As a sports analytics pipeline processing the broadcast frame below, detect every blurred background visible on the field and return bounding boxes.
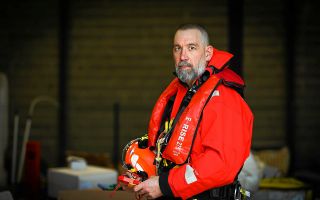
[0,0,319,199]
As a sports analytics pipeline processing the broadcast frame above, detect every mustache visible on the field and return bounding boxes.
[177,61,193,68]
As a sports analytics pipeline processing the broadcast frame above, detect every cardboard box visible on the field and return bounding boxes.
[48,166,118,198]
[58,190,135,200]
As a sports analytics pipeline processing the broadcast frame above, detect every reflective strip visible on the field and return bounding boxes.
[185,165,197,184]
[211,90,220,98]
[131,154,144,171]
[136,163,143,172]
[131,154,139,166]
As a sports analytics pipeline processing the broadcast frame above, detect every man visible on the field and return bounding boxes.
[123,24,253,200]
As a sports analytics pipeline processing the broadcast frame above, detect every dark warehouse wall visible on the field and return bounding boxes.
[244,0,286,149]
[0,0,320,176]
[0,0,228,167]
[0,1,60,165]
[66,0,228,156]
[294,0,320,171]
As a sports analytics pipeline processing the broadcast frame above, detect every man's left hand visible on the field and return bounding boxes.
[133,176,163,200]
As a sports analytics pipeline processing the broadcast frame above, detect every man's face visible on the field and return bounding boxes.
[173,29,212,85]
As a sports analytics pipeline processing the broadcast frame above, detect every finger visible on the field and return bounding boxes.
[135,193,140,200]
[126,171,133,178]
[138,189,148,197]
[121,184,128,190]
[120,183,135,192]
[135,187,148,199]
[135,192,147,200]
[133,183,143,192]
[138,193,149,200]
[144,195,152,200]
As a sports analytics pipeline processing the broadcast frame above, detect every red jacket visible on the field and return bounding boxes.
[150,50,253,199]
[163,81,253,199]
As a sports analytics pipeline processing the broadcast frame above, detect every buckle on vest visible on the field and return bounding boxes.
[155,118,175,174]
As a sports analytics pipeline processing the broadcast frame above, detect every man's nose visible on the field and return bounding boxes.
[180,48,188,60]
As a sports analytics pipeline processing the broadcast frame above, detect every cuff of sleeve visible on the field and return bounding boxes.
[159,172,174,197]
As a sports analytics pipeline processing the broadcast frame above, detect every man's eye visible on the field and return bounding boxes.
[174,46,181,52]
[189,46,196,50]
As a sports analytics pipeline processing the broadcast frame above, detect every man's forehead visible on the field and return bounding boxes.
[174,29,202,45]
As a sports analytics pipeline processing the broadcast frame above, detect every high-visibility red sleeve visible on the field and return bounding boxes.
[166,85,253,199]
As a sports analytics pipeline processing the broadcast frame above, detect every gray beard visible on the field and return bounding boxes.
[175,59,206,84]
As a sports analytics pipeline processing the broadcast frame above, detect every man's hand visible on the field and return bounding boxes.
[134,176,163,200]
[119,171,142,192]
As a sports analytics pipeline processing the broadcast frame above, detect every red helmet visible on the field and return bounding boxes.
[122,139,156,177]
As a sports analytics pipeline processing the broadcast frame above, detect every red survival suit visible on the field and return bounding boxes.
[147,49,253,199]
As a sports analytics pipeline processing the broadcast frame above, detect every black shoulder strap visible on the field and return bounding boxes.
[158,95,176,135]
[222,80,245,98]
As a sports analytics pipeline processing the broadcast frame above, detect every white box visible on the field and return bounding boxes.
[48,166,118,198]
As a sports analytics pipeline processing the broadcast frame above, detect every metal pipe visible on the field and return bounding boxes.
[17,96,58,183]
[11,112,19,184]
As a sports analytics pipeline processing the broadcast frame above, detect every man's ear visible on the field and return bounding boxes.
[205,45,214,61]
